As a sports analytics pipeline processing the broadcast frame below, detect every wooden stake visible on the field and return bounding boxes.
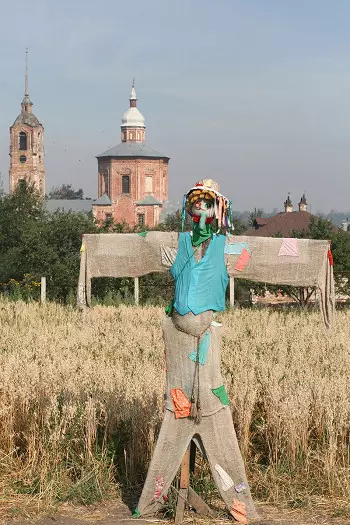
[175,446,190,523]
[229,276,235,307]
[134,276,139,305]
[175,441,214,522]
[40,276,46,304]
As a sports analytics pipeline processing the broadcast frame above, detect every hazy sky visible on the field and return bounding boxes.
[1,0,350,212]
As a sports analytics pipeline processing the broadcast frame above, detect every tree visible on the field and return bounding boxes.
[48,184,84,200]
[0,182,96,301]
[248,208,264,227]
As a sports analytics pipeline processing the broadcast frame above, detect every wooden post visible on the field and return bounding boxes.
[40,276,46,304]
[134,277,139,306]
[175,446,190,523]
[229,276,235,307]
[175,442,214,522]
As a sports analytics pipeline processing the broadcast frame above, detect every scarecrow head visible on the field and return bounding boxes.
[182,179,232,233]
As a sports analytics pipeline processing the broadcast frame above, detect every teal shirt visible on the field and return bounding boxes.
[170,232,229,315]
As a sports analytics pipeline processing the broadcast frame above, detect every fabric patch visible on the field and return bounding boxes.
[328,249,334,266]
[132,507,141,518]
[235,481,247,493]
[152,475,165,501]
[188,331,210,365]
[170,388,191,418]
[225,242,250,255]
[278,238,299,257]
[215,464,234,491]
[230,500,247,524]
[211,385,229,406]
[234,248,251,271]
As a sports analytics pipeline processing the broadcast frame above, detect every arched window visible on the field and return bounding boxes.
[145,176,153,193]
[122,175,130,194]
[19,132,27,151]
[103,171,109,196]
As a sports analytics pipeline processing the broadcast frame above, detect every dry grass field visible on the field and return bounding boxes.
[0,299,349,519]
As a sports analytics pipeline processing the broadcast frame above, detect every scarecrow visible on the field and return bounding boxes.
[135,180,259,524]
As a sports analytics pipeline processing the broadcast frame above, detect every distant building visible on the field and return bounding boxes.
[45,200,93,214]
[93,82,169,227]
[341,218,350,232]
[9,51,45,196]
[244,194,319,237]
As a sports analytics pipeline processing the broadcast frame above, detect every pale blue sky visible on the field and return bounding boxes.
[1,0,350,212]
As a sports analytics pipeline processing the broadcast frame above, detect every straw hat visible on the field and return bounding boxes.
[185,179,223,208]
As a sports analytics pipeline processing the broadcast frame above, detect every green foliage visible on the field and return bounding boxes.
[0,182,96,302]
[48,184,84,200]
[248,207,265,227]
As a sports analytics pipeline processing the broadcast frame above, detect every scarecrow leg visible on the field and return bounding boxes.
[136,410,193,517]
[199,407,259,520]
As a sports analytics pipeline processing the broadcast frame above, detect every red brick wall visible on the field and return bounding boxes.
[96,156,169,227]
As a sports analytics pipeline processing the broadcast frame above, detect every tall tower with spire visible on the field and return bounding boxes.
[93,81,169,227]
[9,50,46,196]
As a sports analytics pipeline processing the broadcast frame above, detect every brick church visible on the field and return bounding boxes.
[93,82,169,227]
[9,51,46,196]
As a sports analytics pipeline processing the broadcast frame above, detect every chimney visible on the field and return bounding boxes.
[284,194,293,213]
[298,194,307,212]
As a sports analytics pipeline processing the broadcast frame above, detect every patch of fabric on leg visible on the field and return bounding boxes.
[235,481,247,493]
[215,464,234,491]
[230,499,247,524]
[152,475,165,501]
[211,385,229,406]
[132,507,141,518]
[170,388,191,418]
[188,331,210,365]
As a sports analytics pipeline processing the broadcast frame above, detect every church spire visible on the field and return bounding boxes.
[130,78,137,107]
[21,48,33,113]
[121,80,146,142]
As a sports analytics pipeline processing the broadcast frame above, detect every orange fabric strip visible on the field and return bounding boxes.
[170,388,191,418]
[230,499,247,524]
[234,248,251,272]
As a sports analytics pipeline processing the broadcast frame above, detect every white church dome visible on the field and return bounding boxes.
[121,107,145,128]
[121,82,145,128]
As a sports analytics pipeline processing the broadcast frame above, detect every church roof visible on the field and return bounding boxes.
[93,194,112,206]
[97,141,169,159]
[136,195,162,206]
[45,199,93,213]
[13,111,41,127]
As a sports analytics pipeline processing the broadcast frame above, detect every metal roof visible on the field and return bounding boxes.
[136,195,162,206]
[45,199,93,213]
[97,141,169,159]
[13,111,41,127]
[92,194,112,206]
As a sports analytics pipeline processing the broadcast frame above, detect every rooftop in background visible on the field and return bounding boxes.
[93,194,112,206]
[244,210,316,237]
[244,193,320,237]
[45,200,93,214]
[97,141,169,159]
[136,195,162,206]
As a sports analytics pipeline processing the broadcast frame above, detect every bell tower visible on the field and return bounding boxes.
[9,50,46,196]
